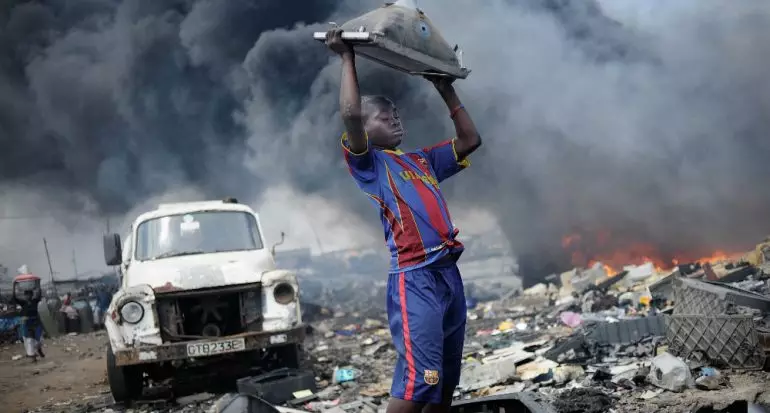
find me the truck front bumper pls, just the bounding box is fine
[113,325,306,366]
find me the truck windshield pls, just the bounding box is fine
[135,211,263,261]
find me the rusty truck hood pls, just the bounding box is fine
[124,249,275,291]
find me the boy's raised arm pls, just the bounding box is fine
[326,29,367,154]
[427,76,482,160]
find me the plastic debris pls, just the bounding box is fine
[648,352,694,392]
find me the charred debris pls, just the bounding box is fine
[264,254,770,413]
[18,249,770,413]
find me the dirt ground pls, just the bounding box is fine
[0,331,111,413]
[615,371,770,412]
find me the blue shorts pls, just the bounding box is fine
[387,261,466,404]
[20,317,43,340]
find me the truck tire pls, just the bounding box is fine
[106,345,143,403]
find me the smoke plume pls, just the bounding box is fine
[2,0,770,286]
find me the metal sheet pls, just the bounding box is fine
[313,3,470,79]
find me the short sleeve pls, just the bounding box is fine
[341,132,378,183]
[421,138,470,183]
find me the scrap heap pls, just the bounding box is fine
[19,247,770,413]
[193,252,770,413]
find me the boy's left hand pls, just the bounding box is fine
[424,74,455,96]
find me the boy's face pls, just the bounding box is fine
[364,105,403,149]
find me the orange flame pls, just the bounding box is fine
[561,231,743,275]
[603,264,618,277]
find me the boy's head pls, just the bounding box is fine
[361,95,403,149]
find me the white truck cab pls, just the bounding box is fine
[102,198,304,402]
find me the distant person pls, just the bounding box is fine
[96,288,112,328]
[326,30,482,413]
[59,293,79,333]
[13,289,44,361]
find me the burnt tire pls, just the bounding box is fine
[106,345,144,403]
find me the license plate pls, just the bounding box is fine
[186,338,245,357]
[270,334,288,344]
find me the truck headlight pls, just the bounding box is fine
[273,283,295,305]
[120,301,144,324]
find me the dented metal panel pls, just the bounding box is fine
[105,284,163,351]
[125,251,274,291]
[262,270,302,331]
[313,2,469,78]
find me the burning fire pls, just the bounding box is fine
[561,232,743,276]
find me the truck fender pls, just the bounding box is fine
[105,284,162,351]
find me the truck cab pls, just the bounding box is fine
[102,198,304,402]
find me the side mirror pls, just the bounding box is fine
[103,233,122,266]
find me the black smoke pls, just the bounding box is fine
[3,0,770,287]
[0,0,341,213]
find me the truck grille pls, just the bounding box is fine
[156,283,262,341]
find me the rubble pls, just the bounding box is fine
[552,388,615,413]
[6,255,770,413]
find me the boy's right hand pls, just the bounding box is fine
[325,28,353,56]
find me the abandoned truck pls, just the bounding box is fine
[102,198,304,402]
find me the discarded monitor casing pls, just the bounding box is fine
[313,1,470,79]
[12,273,41,303]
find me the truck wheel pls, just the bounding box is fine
[106,346,144,403]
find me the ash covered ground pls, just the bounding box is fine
[4,266,770,413]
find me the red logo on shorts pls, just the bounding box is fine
[424,370,439,386]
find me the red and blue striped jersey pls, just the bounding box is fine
[341,133,469,273]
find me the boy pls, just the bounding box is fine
[325,29,482,413]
